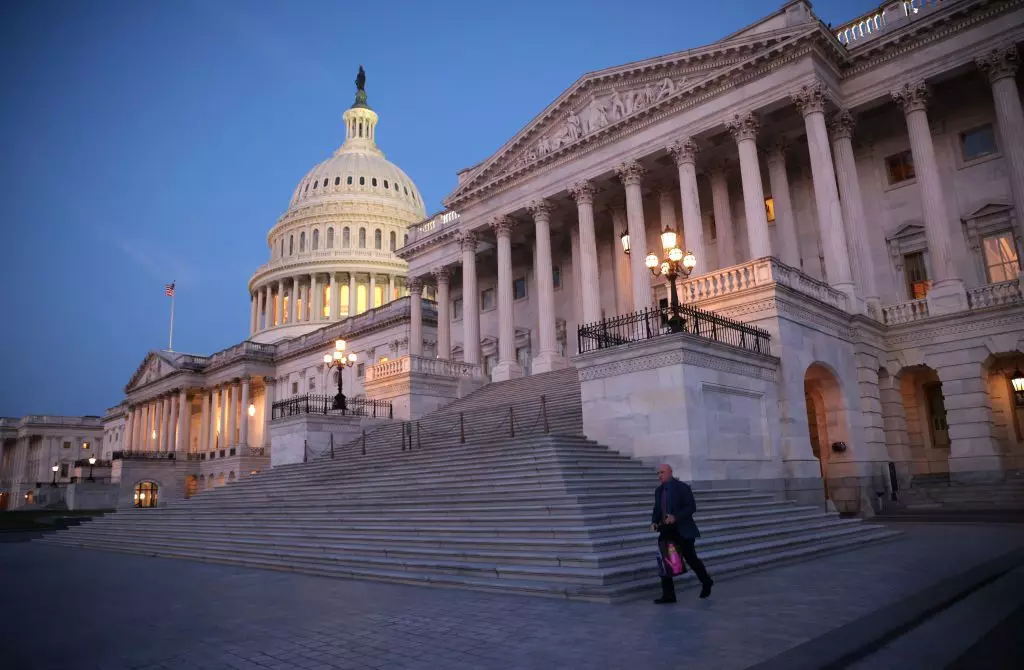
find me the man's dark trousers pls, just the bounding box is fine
[659,524,712,599]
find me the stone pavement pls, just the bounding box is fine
[2,523,1023,670]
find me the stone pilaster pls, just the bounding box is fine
[433,267,452,359]
[570,180,603,324]
[459,232,481,365]
[490,217,523,381]
[936,362,1004,478]
[727,112,772,260]
[408,277,424,357]
[262,377,276,450]
[668,138,706,276]
[765,140,801,269]
[792,82,855,306]
[892,81,967,314]
[616,161,654,311]
[708,160,736,269]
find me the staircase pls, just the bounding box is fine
[881,471,1024,520]
[39,368,899,601]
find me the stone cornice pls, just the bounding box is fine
[884,304,1024,348]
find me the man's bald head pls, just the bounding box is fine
[657,464,673,484]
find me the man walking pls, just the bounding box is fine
[651,463,713,603]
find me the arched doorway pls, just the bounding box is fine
[134,481,159,508]
[804,363,849,499]
[898,365,950,474]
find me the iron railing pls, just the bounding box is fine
[111,451,177,461]
[577,305,772,356]
[271,394,394,421]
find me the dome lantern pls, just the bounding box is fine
[340,66,380,156]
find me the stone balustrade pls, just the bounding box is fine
[883,298,929,325]
[407,210,460,245]
[679,257,849,312]
[0,415,103,428]
[366,354,484,383]
[205,341,276,369]
[966,278,1023,309]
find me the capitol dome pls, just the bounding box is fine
[247,68,428,343]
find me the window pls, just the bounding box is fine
[404,186,409,195]
[323,178,328,187]
[374,229,382,250]
[334,177,340,186]
[60,463,69,478]
[481,288,496,311]
[134,481,159,509]
[961,125,997,162]
[359,228,367,248]
[390,231,397,251]
[280,239,284,257]
[342,227,350,248]
[359,176,365,186]
[764,197,776,223]
[312,180,318,190]
[404,233,409,246]
[708,214,717,242]
[982,232,1020,283]
[309,377,316,391]
[513,277,527,300]
[904,252,931,299]
[312,229,319,250]
[291,381,299,395]
[372,177,378,187]
[357,363,365,378]
[453,297,463,320]
[304,183,309,192]
[885,150,915,185]
[299,232,306,252]
[82,441,90,450]
[289,235,294,255]
[347,176,353,185]
[383,179,389,189]
[327,227,334,248]
[63,441,71,449]
[552,266,562,290]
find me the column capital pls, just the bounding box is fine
[726,112,759,142]
[489,216,515,237]
[458,231,477,253]
[431,266,451,285]
[407,277,424,294]
[527,198,554,218]
[765,138,791,165]
[976,44,1019,84]
[263,376,276,385]
[707,158,732,177]
[828,109,856,141]
[568,180,597,205]
[891,81,929,115]
[615,160,646,186]
[667,137,699,166]
[791,82,832,117]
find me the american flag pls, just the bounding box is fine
[164,282,176,297]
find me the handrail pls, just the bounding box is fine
[271,394,394,420]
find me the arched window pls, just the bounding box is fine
[323,178,328,187]
[347,176,353,185]
[134,481,159,508]
[383,179,389,189]
[342,227,350,248]
[312,180,318,190]
[299,232,306,252]
[390,231,397,251]
[289,235,294,255]
[372,177,378,187]
[374,229,382,249]
[334,176,340,186]
[359,176,365,186]
[327,227,335,248]
[359,228,367,249]
[404,233,409,246]
[312,229,319,250]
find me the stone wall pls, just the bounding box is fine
[269,414,393,466]
[113,459,191,510]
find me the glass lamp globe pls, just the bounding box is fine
[645,253,659,270]
[660,226,678,251]
[247,403,256,417]
[335,339,347,352]
[620,230,631,254]
[347,352,357,363]
[660,261,670,276]
[682,251,697,270]
[88,456,97,466]
[51,465,59,473]
[323,354,332,364]
[668,247,684,262]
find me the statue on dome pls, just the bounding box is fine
[352,65,369,108]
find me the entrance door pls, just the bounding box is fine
[923,382,950,449]
[805,390,829,498]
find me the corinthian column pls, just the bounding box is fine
[708,161,736,268]
[239,377,250,448]
[409,278,424,356]
[262,376,275,450]
[459,233,481,365]
[892,81,967,313]
[668,138,706,276]
[727,113,772,260]
[490,217,523,381]
[978,46,1024,254]
[529,199,567,372]
[329,272,339,319]
[250,293,258,334]
[616,161,654,310]
[792,82,855,304]
[199,389,209,453]
[225,383,236,448]
[289,277,298,323]
[433,267,452,359]
[830,110,880,314]
[176,387,189,452]
[274,281,283,326]
[569,181,602,323]
[765,140,801,269]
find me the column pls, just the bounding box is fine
[490,217,523,380]
[388,275,395,303]
[168,393,178,453]
[255,287,265,332]
[978,46,1024,254]
[132,406,142,452]
[262,377,275,450]
[369,274,377,310]
[225,383,235,448]
[616,161,654,310]
[570,227,582,330]
[765,140,801,269]
[240,377,250,448]
[529,200,567,372]
[792,82,856,303]
[329,272,339,319]
[409,278,424,356]
[667,138,707,276]
[177,388,189,452]
[433,267,452,359]
[459,232,481,365]
[310,274,320,321]
[274,280,283,326]
[727,113,772,260]
[708,161,736,268]
[209,386,220,450]
[937,363,1004,476]
[830,110,880,314]
[199,389,210,453]
[158,397,168,452]
[569,181,602,324]
[891,81,967,314]
[348,273,357,315]
[289,277,298,323]
[606,206,631,315]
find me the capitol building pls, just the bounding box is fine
[2,0,1023,520]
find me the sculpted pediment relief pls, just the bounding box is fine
[447,24,820,206]
[125,351,180,393]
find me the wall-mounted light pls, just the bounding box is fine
[248,403,256,417]
[1011,368,1024,407]
[620,229,631,255]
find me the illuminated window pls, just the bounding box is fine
[513,277,527,300]
[481,288,496,311]
[357,284,367,313]
[322,285,330,318]
[885,150,915,185]
[961,125,997,162]
[133,481,159,509]
[764,197,776,223]
[982,232,1020,283]
[82,441,90,450]
[63,441,71,449]
[904,252,931,299]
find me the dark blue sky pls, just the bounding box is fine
[0,0,877,417]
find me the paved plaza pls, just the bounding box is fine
[2,522,1024,670]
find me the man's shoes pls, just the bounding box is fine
[653,596,677,604]
[699,580,713,599]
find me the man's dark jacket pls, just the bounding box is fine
[652,478,700,539]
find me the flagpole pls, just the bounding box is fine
[169,289,175,352]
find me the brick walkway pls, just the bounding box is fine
[2,523,1023,670]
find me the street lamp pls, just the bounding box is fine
[645,228,697,333]
[88,456,97,482]
[1011,368,1024,407]
[50,464,58,487]
[323,339,358,411]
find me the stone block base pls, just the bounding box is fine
[532,352,570,374]
[491,361,524,382]
[269,414,392,466]
[926,278,968,316]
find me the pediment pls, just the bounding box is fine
[886,222,925,242]
[964,202,1012,222]
[446,23,827,206]
[125,351,180,393]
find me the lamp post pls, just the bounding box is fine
[645,226,697,333]
[88,456,97,482]
[323,339,358,412]
[50,464,58,487]
[1011,368,1024,407]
